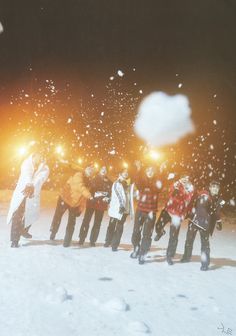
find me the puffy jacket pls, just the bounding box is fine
[60,172,91,210]
[86,174,112,211]
[165,181,194,219]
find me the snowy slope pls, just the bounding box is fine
[0,196,236,336]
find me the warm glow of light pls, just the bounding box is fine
[94,163,99,169]
[17,146,27,156]
[123,162,129,168]
[149,150,161,161]
[77,158,83,164]
[55,145,65,157]
[109,165,113,170]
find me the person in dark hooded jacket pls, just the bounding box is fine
[181,181,224,271]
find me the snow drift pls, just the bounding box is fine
[134,92,194,147]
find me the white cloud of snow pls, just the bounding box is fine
[134,92,194,147]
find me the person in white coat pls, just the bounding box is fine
[104,168,133,251]
[7,152,49,247]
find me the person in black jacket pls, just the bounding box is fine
[181,181,224,271]
[79,166,112,246]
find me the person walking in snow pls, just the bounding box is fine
[180,181,224,271]
[7,151,49,247]
[49,165,94,247]
[104,168,133,251]
[154,173,194,265]
[130,165,162,264]
[78,166,112,247]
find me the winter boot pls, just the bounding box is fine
[11,241,19,248]
[200,264,209,271]
[50,232,56,241]
[104,242,110,248]
[138,254,146,265]
[21,225,32,239]
[167,256,174,265]
[112,247,118,252]
[90,242,96,247]
[130,246,140,259]
[154,229,166,242]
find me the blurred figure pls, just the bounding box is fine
[104,168,133,251]
[50,165,94,247]
[7,152,49,247]
[181,181,223,271]
[130,165,162,264]
[154,173,194,265]
[79,166,112,247]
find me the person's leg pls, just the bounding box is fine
[90,210,104,246]
[166,221,181,265]
[63,208,77,247]
[181,223,198,262]
[111,214,128,251]
[139,213,156,264]
[78,207,94,244]
[104,217,117,247]
[130,210,145,258]
[154,210,171,241]
[10,198,26,247]
[50,196,68,240]
[200,229,210,271]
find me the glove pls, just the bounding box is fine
[22,184,34,198]
[119,206,126,214]
[102,197,110,203]
[216,220,222,231]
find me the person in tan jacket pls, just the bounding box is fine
[50,165,94,247]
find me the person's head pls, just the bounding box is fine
[179,173,190,186]
[99,166,107,176]
[145,166,155,179]
[119,168,129,181]
[85,165,94,177]
[209,181,220,196]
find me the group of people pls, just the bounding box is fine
[7,150,224,271]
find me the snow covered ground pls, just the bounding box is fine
[0,192,236,336]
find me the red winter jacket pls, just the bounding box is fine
[165,181,194,218]
[135,175,160,213]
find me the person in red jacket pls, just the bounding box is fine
[154,174,194,265]
[130,165,162,264]
[79,166,112,246]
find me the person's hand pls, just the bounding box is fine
[22,184,34,198]
[119,206,126,214]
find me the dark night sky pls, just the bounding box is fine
[0,0,235,193]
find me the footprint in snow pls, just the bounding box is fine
[102,297,129,312]
[127,321,151,334]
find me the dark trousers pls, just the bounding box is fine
[166,223,181,258]
[10,198,26,243]
[105,214,128,248]
[183,222,210,267]
[131,210,156,256]
[79,207,104,244]
[50,196,78,246]
[155,209,171,233]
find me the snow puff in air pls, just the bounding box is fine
[117,70,124,77]
[229,199,235,207]
[0,22,3,34]
[134,92,194,147]
[171,215,182,227]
